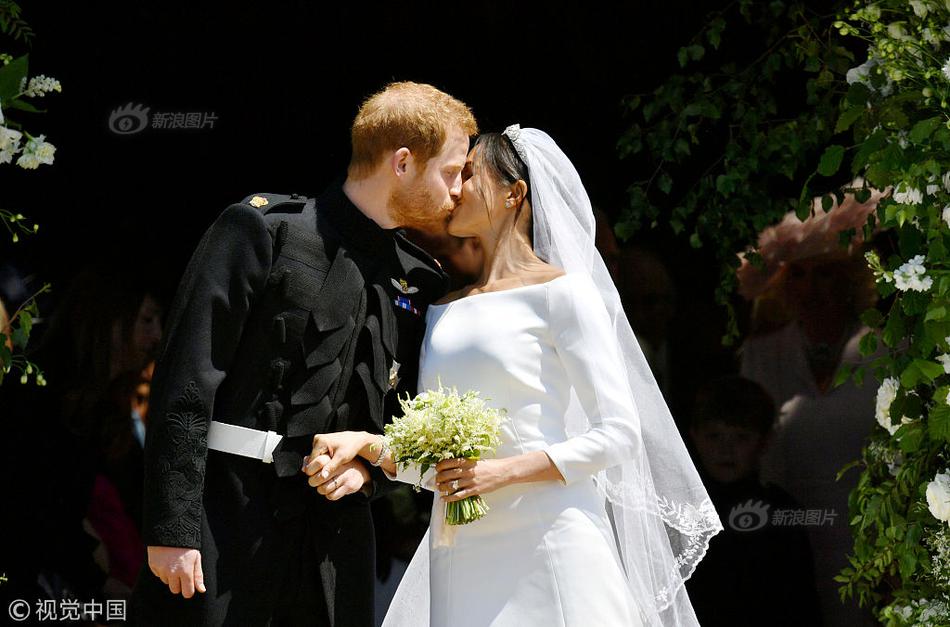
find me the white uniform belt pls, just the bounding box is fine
[207,420,282,464]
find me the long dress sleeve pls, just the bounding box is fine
[142,203,273,548]
[543,274,641,485]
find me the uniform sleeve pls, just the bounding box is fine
[542,274,641,485]
[142,203,273,548]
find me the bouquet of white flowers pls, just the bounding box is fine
[383,383,504,525]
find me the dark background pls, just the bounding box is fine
[3,0,731,317]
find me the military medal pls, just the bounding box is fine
[388,360,401,390]
[394,295,420,316]
[391,278,419,294]
[392,278,421,315]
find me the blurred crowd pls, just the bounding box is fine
[0,187,888,627]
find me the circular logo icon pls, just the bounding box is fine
[8,599,30,622]
[727,499,770,532]
[109,103,150,135]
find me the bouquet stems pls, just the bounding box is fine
[445,494,490,525]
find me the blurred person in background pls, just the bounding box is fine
[736,187,883,627]
[686,375,821,627]
[0,262,163,607]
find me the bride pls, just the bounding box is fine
[304,125,722,626]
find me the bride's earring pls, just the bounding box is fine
[505,199,514,208]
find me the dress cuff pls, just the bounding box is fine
[384,462,437,492]
[543,443,574,485]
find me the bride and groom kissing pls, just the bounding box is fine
[131,81,721,626]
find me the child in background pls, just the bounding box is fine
[686,375,822,627]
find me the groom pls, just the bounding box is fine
[132,81,477,625]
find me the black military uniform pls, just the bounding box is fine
[131,184,447,626]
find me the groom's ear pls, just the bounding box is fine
[391,147,413,177]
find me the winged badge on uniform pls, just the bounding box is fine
[391,278,421,316]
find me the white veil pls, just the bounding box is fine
[384,126,722,627]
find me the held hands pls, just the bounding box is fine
[306,431,376,476]
[435,458,511,502]
[147,545,205,598]
[302,454,372,500]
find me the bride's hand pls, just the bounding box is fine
[303,431,375,480]
[435,458,510,501]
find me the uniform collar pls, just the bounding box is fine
[320,181,398,255]
[320,179,449,293]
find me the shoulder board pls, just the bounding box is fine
[239,192,310,215]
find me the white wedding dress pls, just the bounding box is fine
[385,272,645,627]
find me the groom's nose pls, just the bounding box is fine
[449,177,463,202]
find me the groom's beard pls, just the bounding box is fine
[389,179,455,236]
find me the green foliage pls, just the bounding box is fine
[617,0,853,343]
[0,0,32,45]
[620,0,950,621]
[827,1,950,621]
[0,283,50,387]
[1,2,54,388]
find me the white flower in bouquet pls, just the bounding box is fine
[924,27,943,45]
[943,206,950,228]
[909,0,930,18]
[927,471,950,523]
[893,255,932,292]
[383,383,504,525]
[939,354,950,374]
[943,57,950,81]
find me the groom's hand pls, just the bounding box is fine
[303,454,372,500]
[147,545,206,598]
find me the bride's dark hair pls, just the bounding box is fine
[473,132,530,203]
[472,132,532,238]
